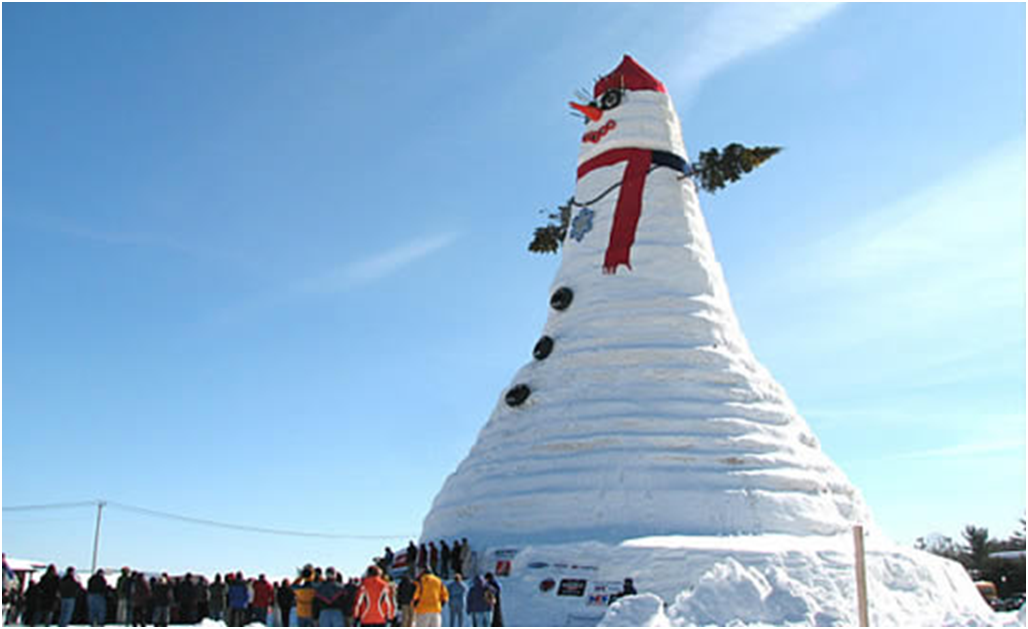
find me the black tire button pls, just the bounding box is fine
[505,384,531,407]
[550,287,574,311]
[533,336,554,360]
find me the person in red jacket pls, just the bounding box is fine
[354,566,394,628]
[251,574,274,625]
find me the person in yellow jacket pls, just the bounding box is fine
[412,566,449,627]
[292,566,318,627]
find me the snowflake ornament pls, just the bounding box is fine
[570,207,595,242]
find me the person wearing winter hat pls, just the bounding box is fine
[150,573,173,627]
[131,572,150,627]
[396,575,417,627]
[276,578,295,627]
[251,573,274,625]
[57,566,82,627]
[292,566,317,627]
[446,573,467,627]
[226,571,250,627]
[86,568,109,626]
[208,574,227,622]
[115,567,134,625]
[354,565,395,628]
[412,566,448,628]
[464,576,492,628]
[311,567,349,627]
[483,573,502,627]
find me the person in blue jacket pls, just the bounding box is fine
[226,572,250,627]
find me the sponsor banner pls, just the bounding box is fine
[552,563,600,573]
[557,578,588,597]
[586,581,624,607]
[487,549,518,577]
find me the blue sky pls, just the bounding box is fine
[3,3,1024,578]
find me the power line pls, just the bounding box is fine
[4,499,416,540]
[106,501,415,540]
[3,500,99,512]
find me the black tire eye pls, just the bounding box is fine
[599,89,622,110]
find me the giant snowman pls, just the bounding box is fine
[421,56,1000,627]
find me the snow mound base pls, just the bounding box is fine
[599,593,670,627]
[998,605,1028,627]
[664,557,836,627]
[480,534,1004,627]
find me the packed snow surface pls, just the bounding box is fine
[471,534,1009,627]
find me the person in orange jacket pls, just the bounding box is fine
[354,565,395,628]
[412,566,449,627]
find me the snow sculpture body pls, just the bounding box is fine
[422,56,869,547]
[421,59,863,546]
[419,56,999,628]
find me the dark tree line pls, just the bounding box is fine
[916,518,1026,598]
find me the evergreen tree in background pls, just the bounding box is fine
[918,519,1026,600]
[914,534,962,561]
[529,143,781,254]
[961,525,993,575]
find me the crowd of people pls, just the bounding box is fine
[2,539,505,628]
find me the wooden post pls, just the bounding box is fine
[853,524,869,627]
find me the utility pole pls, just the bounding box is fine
[91,500,107,574]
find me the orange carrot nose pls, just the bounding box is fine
[569,101,603,122]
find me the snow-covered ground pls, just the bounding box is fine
[475,534,1020,627]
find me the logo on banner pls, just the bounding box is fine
[553,563,600,572]
[586,581,624,607]
[557,579,588,597]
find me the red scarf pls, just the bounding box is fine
[576,148,653,274]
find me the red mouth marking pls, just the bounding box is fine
[582,119,617,144]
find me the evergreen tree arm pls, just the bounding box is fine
[694,144,782,193]
[527,199,573,254]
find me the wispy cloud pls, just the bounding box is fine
[808,140,1025,285]
[886,439,1026,461]
[207,231,460,325]
[672,3,842,94]
[741,139,1025,355]
[9,211,260,276]
[291,232,459,294]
